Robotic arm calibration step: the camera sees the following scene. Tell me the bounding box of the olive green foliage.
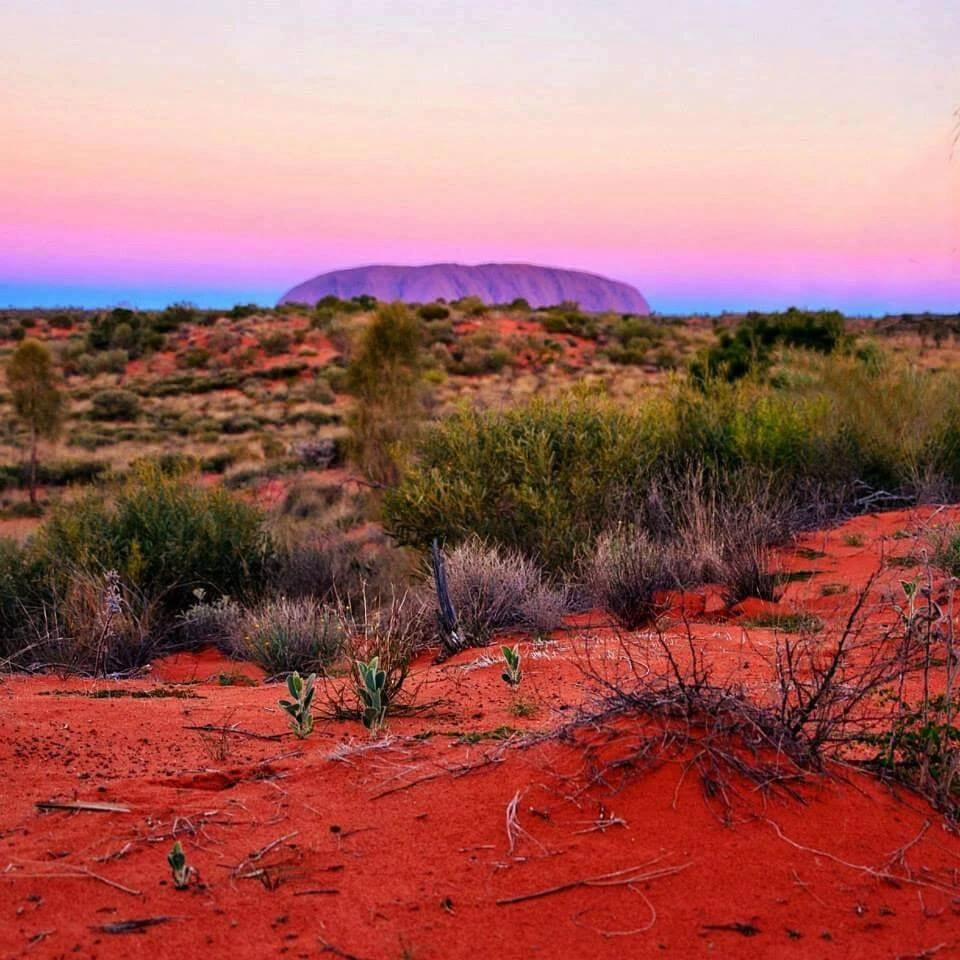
[691,308,849,384]
[417,303,450,321]
[0,538,40,662]
[347,302,425,485]
[34,464,274,617]
[384,395,655,570]
[89,388,140,421]
[6,338,66,503]
[86,306,176,357]
[385,357,960,572]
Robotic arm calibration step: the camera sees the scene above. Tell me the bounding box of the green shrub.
[347,303,425,485]
[90,388,140,420]
[34,464,274,617]
[418,303,450,321]
[691,308,850,384]
[259,330,293,356]
[384,395,658,570]
[0,538,36,664]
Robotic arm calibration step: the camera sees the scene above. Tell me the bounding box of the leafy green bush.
[384,395,658,570]
[386,359,960,572]
[0,538,38,664]
[691,308,850,384]
[259,330,293,356]
[34,464,274,617]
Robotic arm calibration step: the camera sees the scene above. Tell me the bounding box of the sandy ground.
[2,507,960,959]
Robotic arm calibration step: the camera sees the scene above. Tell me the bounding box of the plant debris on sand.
[2,506,960,958]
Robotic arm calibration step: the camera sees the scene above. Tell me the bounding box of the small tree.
[6,339,65,504]
[346,302,425,485]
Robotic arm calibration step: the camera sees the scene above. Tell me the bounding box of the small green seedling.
[355,656,387,730]
[167,841,195,889]
[501,645,522,686]
[278,671,316,738]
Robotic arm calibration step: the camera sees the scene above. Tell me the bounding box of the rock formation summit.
[278,263,650,314]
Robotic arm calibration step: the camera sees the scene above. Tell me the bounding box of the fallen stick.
[496,859,692,906]
[35,801,131,814]
[766,818,958,895]
[371,756,503,800]
[4,866,141,896]
[293,888,340,896]
[91,917,174,934]
[184,724,284,742]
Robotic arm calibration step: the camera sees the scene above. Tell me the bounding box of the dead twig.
[496,858,692,906]
[35,801,131,814]
[3,864,141,896]
[184,724,284,742]
[90,917,175,934]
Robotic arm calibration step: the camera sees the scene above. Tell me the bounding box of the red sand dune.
[2,507,960,959]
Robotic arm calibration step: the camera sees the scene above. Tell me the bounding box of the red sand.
[2,507,960,959]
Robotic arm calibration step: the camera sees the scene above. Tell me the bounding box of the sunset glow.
[1,0,958,312]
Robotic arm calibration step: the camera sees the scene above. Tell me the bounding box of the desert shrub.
[590,528,675,628]
[418,303,450,321]
[235,597,343,674]
[90,388,140,420]
[384,395,658,571]
[259,330,293,356]
[0,538,38,664]
[346,302,426,485]
[153,302,196,331]
[305,376,336,405]
[178,594,243,648]
[541,309,598,339]
[444,538,569,643]
[455,295,487,316]
[220,414,259,434]
[37,569,160,673]
[178,347,210,369]
[388,358,960,573]
[0,459,108,492]
[325,591,428,721]
[34,464,274,618]
[691,308,849,384]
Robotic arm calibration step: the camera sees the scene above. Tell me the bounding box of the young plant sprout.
[278,671,316,738]
[355,656,387,730]
[501,645,522,686]
[167,841,195,889]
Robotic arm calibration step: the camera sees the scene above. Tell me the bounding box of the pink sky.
[1,1,958,312]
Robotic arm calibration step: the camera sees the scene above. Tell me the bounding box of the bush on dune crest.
[384,355,960,580]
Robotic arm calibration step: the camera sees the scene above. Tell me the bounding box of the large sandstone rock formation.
[278,263,650,314]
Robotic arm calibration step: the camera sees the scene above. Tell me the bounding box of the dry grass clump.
[178,594,243,649]
[31,569,158,674]
[320,589,429,722]
[588,528,675,630]
[589,468,805,627]
[233,596,343,675]
[444,538,571,645]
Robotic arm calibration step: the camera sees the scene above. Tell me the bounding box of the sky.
[1,0,958,314]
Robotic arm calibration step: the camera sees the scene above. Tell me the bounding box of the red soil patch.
[2,507,960,958]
